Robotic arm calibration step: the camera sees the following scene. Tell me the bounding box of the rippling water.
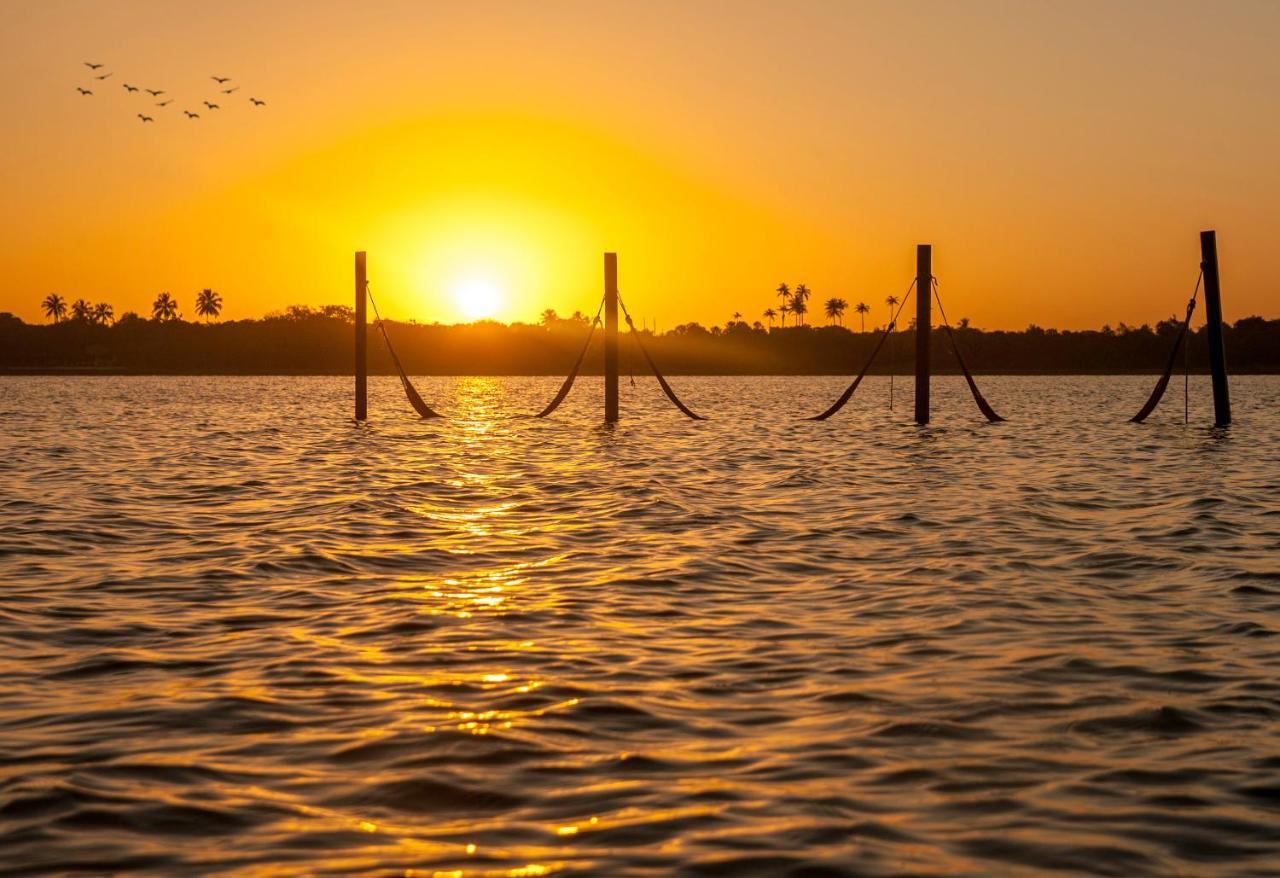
[2,375,1278,876]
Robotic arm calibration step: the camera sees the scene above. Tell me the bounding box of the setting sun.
[450,272,503,322]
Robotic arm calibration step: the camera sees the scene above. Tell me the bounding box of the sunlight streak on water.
[0,375,1278,875]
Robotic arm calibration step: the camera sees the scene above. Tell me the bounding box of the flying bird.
[203,101,220,110]
[123,83,139,92]
[94,72,113,80]
[138,114,154,123]
[184,110,200,119]
[76,87,92,95]
[156,99,173,107]
[211,76,231,84]
[146,89,164,96]
[221,86,240,94]
[249,98,266,106]
[84,62,103,70]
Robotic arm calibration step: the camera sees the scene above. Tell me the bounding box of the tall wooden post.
[914,244,932,425]
[355,251,367,421]
[1200,230,1231,426]
[604,252,619,423]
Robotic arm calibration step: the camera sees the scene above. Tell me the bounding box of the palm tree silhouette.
[885,295,900,409]
[71,299,93,322]
[775,283,791,326]
[93,302,114,326]
[824,297,848,325]
[195,288,223,323]
[152,292,179,322]
[763,307,776,328]
[731,311,742,325]
[792,284,811,325]
[42,294,67,323]
[540,308,558,325]
[791,295,808,325]
[855,301,870,332]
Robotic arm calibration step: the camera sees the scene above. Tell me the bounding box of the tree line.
[3,298,1278,374]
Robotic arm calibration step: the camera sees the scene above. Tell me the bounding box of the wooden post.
[355,251,367,421]
[604,252,619,423]
[914,244,931,425]
[1200,230,1231,426]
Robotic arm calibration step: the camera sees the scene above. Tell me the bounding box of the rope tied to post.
[617,292,706,420]
[1130,270,1202,423]
[929,277,1005,422]
[807,278,916,420]
[366,281,443,419]
[535,296,606,418]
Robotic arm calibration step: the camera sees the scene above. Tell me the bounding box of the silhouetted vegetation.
[3,305,1279,375]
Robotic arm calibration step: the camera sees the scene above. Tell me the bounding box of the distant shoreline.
[4,367,1278,377]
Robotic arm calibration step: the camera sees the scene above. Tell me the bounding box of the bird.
[221,86,240,94]
[95,72,113,80]
[84,62,103,70]
[211,76,231,84]
[156,99,172,107]
[123,83,139,92]
[138,114,154,123]
[184,110,200,119]
[146,89,164,96]
[76,87,92,95]
[203,101,220,110]
[250,97,266,106]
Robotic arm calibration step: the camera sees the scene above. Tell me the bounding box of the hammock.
[618,294,706,420]
[1131,273,1201,423]
[367,284,443,419]
[535,298,605,418]
[807,280,914,420]
[932,279,1005,423]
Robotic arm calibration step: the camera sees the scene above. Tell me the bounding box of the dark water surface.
[2,376,1279,877]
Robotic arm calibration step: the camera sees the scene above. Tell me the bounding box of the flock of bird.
[76,62,266,123]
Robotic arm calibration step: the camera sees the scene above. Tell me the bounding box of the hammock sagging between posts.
[1130,271,1202,423]
[931,279,1005,423]
[366,283,443,419]
[618,293,706,421]
[535,297,606,418]
[807,279,915,420]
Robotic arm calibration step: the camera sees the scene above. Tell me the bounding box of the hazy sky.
[2,0,1278,328]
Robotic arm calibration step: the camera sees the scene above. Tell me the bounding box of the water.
[2,375,1278,877]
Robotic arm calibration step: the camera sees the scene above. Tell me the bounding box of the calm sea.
[2,375,1278,876]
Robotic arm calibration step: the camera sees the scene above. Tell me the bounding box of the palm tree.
[763,307,776,328]
[792,284,810,325]
[41,294,67,323]
[885,295,899,328]
[93,302,114,326]
[791,297,808,325]
[775,283,791,325]
[732,311,742,324]
[824,297,848,325]
[195,288,223,323]
[885,295,900,410]
[779,302,791,326]
[71,299,93,322]
[855,301,870,332]
[540,308,558,325]
[152,291,179,322]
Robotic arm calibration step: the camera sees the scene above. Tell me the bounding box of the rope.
[366,282,443,419]
[1130,271,1201,424]
[617,292,706,420]
[807,278,915,420]
[534,296,606,418]
[930,278,1005,423]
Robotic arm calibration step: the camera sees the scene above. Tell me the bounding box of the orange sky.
[2,0,1278,328]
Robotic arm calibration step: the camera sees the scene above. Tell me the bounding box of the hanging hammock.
[931,279,1005,423]
[618,293,706,420]
[367,283,443,419]
[807,280,915,420]
[535,297,605,418]
[1131,272,1201,423]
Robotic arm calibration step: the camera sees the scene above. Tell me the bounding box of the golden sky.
[2,0,1278,328]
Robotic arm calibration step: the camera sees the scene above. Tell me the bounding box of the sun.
[450,273,503,321]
